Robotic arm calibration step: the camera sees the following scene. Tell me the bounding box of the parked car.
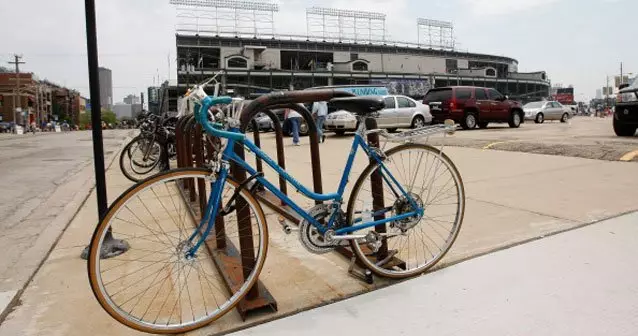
[246,112,275,132]
[325,95,432,135]
[423,86,524,129]
[614,79,638,136]
[325,110,358,135]
[523,101,571,123]
[270,107,311,137]
[0,122,13,133]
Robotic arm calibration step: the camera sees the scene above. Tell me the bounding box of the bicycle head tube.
[197,95,246,142]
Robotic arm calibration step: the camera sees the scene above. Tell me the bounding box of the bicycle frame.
[187,103,422,255]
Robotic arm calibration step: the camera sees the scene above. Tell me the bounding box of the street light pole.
[81,0,129,260]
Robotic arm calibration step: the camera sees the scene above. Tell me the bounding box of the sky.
[1,0,636,103]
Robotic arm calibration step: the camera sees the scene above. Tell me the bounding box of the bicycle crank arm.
[330,232,405,241]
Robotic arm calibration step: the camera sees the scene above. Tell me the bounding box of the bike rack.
[237,90,406,285]
[174,112,277,320]
[171,89,408,320]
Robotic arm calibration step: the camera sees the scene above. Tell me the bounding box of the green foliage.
[78,110,117,128]
[101,110,117,125]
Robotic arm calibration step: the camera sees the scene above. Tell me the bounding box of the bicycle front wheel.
[119,137,163,182]
[347,143,465,279]
[88,168,269,334]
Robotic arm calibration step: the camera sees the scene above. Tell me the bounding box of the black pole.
[81,0,129,259]
[84,0,108,219]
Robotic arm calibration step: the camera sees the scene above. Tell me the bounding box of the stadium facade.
[174,33,549,104]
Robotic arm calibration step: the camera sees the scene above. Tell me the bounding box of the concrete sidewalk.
[1,133,637,336]
[230,210,638,336]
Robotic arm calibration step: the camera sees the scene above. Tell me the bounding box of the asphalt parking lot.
[419,116,638,162]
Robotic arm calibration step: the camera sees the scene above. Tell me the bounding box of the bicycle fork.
[186,168,228,258]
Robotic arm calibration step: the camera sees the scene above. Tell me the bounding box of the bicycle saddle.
[329,96,385,116]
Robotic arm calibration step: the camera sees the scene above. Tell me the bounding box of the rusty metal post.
[175,116,187,168]
[260,109,288,200]
[184,116,197,202]
[230,142,259,299]
[287,104,323,205]
[365,117,389,259]
[194,124,207,213]
[250,119,263,174]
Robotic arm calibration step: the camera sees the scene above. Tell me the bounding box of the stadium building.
[166,2,550,112]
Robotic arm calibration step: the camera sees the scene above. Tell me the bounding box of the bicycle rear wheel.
[346,143,465,278]
[88,168,269,334]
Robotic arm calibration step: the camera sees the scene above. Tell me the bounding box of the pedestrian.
[312,101,328,143]
[285,107,303,146]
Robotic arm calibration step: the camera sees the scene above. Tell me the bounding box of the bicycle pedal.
[277,216,298,235]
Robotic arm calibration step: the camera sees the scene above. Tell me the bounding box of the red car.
[423,86,524,129]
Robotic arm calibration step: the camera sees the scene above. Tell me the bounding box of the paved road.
[0,130,131,294]
[231,211,638,336]
[420,116,638,162]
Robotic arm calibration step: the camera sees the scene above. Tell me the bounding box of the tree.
[101,110,117,126]
[78,110,117,129]
[79,112,91,129]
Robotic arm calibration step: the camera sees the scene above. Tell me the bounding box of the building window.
[485,68,497,77]
[446,59,458,73]
[352,60,368,72]
[227,56,248,69]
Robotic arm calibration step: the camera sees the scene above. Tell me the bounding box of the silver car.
[325,95,432,135]
[523,101,571,123]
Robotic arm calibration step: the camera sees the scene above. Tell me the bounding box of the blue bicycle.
[87,79,465,333]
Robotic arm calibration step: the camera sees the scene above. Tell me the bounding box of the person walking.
[285,107,303,146]
[312,101,328,143]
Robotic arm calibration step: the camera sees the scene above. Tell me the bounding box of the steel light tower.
[306,7,386,43]
[417,18,455,50]
[170,0,279,38]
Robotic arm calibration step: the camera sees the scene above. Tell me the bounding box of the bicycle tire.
[119,137,162,182]
[346,143,465,279]
[88,168,269,334]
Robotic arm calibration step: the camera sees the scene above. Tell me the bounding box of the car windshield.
[524,102,545,108]
[629,77,638,90]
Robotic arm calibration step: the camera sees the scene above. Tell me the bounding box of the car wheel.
[535,113,544,124]
[508,111,522,128]
[560,113,569,123]
[387,128,398,133]
[613,118,637,137]
[478,122,489,129]
[299,120,309,136]
[411,115,426,129]
[335,130,346,136]
[460,112,477,130]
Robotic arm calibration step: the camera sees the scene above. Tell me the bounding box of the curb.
[0,130,135,325]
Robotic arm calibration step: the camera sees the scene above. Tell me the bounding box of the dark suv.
[614,81,638,136]
[423,86,524,129]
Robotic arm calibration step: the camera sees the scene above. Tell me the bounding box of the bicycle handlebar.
[196,95,245,142]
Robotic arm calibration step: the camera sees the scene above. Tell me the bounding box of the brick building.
[0,73,44,125]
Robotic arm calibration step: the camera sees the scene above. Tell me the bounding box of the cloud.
[462,0,562,16]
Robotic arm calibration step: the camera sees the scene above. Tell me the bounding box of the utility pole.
[8,54,25,129]
[606,75,610,108]
[620,62,623,85]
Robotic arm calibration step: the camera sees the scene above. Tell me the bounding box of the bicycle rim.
[120,139,162,182]
[347,143,465,278]
[88,168,268,334]
[130,138,162,172]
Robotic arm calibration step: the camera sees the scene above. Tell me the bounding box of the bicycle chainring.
[299,204,346,254]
